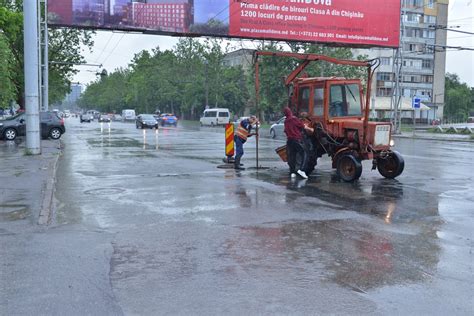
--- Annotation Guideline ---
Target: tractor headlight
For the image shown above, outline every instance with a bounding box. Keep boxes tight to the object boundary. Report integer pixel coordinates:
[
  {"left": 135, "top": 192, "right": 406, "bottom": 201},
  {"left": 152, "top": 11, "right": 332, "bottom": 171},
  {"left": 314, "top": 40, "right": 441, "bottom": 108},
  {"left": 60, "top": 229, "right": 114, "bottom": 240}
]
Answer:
[{"left": 389, "top": 139, "right": 395, "bottom": 147}]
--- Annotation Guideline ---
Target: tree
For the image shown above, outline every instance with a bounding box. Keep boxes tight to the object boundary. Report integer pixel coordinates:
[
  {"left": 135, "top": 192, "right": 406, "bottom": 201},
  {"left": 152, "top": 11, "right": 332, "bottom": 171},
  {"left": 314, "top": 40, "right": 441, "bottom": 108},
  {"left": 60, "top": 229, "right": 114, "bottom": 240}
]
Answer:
[
  {"left": 78, "top": 38, "right": 251, "bottom": 120},
  {"left": 0, "top": 2, "right": 94, "bottom": 107},
  {"left": 445, "top": 73, "right": 472, "bottom": 121},
  {"left": 0, "top": 30, "right": 16, "bottom": 108}
]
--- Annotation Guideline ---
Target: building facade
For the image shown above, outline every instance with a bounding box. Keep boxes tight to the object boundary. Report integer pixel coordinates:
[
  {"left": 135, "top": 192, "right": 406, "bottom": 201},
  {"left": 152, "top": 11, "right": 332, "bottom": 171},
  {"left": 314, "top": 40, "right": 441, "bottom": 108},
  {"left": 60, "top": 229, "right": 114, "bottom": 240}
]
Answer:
[
  {"left": 48, "top": 0, "right": 73, "bottom": 24},
  {"left": 222, "top": 49, "right": 254, "bottom": 72},
  {"left": 64, "top": 84, "right": 83, "bottom": 104},
  {"left": 72, "top": 0, "right": 106, "bottom": 26},
  {"left": 126, "top": 0, "right": 193, "bottom": 32},
  {"left": 354, "top": 0, "right": 449, "bottom": 123}
]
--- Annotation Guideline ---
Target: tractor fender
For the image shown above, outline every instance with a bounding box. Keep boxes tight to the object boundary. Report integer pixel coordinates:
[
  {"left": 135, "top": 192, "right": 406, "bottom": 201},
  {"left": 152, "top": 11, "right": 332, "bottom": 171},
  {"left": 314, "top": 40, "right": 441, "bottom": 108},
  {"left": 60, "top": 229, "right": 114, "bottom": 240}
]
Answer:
[{"left": 331, "top": 147, "right": 352, "bottom": 169}]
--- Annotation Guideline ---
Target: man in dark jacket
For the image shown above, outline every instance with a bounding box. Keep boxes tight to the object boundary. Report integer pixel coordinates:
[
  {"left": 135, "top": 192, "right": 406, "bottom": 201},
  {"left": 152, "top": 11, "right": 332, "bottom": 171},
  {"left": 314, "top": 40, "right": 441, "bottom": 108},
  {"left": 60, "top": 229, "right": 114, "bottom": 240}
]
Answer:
[
  {"left": 283, "top": 107, "right": 313, "bottom": 179},
  {"left": 234, "top": 115, "right": 258, "bottom": 170}
]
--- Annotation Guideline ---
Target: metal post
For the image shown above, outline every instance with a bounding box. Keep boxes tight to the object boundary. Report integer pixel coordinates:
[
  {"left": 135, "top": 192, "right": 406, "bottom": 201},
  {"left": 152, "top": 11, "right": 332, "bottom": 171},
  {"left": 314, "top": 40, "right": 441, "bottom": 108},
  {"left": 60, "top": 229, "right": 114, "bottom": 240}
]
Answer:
[
  {"left": 24, "top": 0, "right": 41, "bottom": 154},
  {"left": 204, "top": 60, "right": 209, "bottom": 108},
  {"left": 255, "top": 59, "right": 260, "bottom": 170},
  {"left": 41, "top": 0, "right": 49, "bottom": 111}
]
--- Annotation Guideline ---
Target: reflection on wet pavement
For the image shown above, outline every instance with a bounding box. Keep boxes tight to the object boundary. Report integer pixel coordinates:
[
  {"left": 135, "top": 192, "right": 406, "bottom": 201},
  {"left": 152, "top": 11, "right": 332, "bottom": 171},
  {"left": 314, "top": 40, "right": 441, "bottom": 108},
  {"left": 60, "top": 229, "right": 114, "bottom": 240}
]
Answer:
[{"left": 0, "top": 204, "right": 30, "bottom": 221}]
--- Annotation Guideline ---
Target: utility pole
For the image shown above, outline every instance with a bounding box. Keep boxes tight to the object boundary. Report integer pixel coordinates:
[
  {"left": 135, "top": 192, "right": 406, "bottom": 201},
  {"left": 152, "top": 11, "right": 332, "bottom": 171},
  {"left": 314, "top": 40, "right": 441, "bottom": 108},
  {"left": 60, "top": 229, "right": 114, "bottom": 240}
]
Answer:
[
  {"left": 24, "top": 0, "right": 41, "bottom": 154},
  {"left": 40, "top": 0, "right": 49, "bottom": 111}
]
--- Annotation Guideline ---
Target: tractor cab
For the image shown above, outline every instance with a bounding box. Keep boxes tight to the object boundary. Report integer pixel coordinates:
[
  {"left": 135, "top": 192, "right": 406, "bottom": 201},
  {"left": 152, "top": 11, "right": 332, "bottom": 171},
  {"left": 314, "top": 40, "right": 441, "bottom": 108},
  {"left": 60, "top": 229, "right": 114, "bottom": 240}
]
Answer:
[{"left": 289, "top": 78, "right": 364, "bottom": 123}]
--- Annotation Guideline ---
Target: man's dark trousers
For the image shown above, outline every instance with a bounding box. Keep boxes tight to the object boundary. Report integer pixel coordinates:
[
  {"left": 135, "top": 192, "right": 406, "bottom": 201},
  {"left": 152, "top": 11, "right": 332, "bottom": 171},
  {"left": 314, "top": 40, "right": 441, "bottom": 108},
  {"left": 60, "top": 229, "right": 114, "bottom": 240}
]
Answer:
[{"left": 287, "top": 139, "right": 307, "bottom": 174}]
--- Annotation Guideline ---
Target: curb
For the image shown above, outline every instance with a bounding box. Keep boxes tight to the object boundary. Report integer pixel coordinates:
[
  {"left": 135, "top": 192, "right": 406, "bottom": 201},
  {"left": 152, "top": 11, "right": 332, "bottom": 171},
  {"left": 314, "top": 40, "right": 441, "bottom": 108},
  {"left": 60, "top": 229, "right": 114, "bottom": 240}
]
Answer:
[
  {"left": 38, "top": 142, "right": 62, "bottom": 225},
  {"left": 393, "top": 134, "right": 473, "bottom": 143}
]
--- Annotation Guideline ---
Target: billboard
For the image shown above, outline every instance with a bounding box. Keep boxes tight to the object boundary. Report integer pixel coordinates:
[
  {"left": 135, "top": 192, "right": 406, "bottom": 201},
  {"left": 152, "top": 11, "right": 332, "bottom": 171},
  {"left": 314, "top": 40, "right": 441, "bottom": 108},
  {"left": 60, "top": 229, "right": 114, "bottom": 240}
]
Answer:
[{"left": 48, "top": 0, "right": 401, "bottom": 48}]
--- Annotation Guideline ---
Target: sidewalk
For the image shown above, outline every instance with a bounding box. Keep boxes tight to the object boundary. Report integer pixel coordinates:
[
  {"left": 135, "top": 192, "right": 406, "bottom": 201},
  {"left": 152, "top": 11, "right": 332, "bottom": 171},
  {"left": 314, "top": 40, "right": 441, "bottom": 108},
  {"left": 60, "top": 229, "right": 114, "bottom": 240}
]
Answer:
[
  {"left": 0, "top": 139, "right": 61, "bottom": 227},
  {"left": 394, "top": 131, "right": 473, "bottom": 142}
]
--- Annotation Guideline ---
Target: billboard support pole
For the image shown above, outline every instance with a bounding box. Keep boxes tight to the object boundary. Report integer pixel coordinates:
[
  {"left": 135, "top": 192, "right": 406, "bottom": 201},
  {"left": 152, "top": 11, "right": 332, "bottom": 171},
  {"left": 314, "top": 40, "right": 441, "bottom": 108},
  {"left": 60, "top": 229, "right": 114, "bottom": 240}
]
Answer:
[
  {"left": 24, "top": 0, "right": 41, "bottom": 154},
  {"left": 40, "top": 0, "right": 49, "bottom": 111},
  {"left": 255, "top": 57, "right": 260, "bottom": 170}
]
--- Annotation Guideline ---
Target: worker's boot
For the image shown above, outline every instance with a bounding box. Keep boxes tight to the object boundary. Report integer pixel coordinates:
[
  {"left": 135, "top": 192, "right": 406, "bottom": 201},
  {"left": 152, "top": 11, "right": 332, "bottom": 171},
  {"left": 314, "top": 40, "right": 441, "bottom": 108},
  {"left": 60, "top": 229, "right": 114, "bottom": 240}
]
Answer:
[{"left": 234, "top": 157, "right": 245, "bottom": 170}]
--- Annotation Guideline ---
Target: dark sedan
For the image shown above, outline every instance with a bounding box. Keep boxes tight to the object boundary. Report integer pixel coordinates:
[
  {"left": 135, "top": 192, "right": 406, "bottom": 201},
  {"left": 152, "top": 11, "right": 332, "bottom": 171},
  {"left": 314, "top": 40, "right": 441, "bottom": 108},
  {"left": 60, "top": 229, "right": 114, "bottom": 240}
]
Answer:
[
  {"left": 136, "top": 114, "right": 158, "bottom": 129},
  {"left": 0, "top": 111, "right": 66, "bottom": 141}
]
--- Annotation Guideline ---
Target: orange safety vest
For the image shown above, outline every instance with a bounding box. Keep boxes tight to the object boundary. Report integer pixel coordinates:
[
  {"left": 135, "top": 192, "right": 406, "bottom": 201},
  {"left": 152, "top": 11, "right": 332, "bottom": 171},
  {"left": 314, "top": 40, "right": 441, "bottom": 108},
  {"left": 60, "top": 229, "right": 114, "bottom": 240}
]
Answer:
[{"left": 236, "top": 122, "right": 250, "bottom": 141}]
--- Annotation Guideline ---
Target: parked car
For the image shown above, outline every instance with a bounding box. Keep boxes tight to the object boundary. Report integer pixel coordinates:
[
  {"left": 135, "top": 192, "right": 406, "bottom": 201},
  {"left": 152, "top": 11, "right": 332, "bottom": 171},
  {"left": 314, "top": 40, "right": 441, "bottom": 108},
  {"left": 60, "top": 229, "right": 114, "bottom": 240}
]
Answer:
[
  {"left": 159, "top": 113, "right": 178, "bottom": 127},
  {"left": 136, "top": 114, "right": 158, "bottom": 129},
  {"left": 98, "top": 114, "right": 111, "bottom": 123},
  {"left": 112, "top": 114, "right": 122, "bottom": 121},
  {"left": 80, "top": 113, "right": 93, "bottom": 123},
  {"left": 0, "top": 111, "right": 66, "bottom": 141},
  {"left": 269, "top": 117, "right": 285, "bottom": 138}
]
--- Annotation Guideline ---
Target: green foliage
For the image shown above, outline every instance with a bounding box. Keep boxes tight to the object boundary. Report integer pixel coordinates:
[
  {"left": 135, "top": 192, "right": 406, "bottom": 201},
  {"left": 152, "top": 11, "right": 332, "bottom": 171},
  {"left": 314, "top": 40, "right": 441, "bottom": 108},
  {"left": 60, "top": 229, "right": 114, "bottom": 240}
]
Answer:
[
  {"left": 0, "top": 2, "right": 94, "bottom": 107},
  {"left": 0, "top": 31, "right": 16, "bottom": 108},
  {"left": 445, "top": 73, "right": 473, "bottom": 121},
  {"left": 79, "top": 38, "right": 368, "bottom": 120},
  {"left": 79, "top": 38, "right": 248, "bottom": 119},
  {"left": 48, "top": 28, "right": 95, "bottom": 104}
]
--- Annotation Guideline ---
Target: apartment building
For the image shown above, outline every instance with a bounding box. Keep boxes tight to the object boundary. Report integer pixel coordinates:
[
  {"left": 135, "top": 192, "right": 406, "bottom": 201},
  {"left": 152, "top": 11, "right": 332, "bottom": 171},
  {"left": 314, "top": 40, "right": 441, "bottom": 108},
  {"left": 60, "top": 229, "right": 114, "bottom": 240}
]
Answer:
[
  {"left": 354, "top": 0, "right": 449, "bottom": 123},
  {"left": 126, "top": 0, "right": 193, "bottom": 32}
]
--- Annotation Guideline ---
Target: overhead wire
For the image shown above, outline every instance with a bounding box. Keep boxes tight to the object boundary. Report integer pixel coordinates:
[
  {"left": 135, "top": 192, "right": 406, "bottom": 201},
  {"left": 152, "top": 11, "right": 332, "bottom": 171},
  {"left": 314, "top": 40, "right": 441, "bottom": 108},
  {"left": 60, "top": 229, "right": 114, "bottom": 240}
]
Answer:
[
  {"left": 94, "top": 32, "right": 115, "bottom": 64},
  {"left": 100, "top": 33, "right": 126, "bottom": 68}
]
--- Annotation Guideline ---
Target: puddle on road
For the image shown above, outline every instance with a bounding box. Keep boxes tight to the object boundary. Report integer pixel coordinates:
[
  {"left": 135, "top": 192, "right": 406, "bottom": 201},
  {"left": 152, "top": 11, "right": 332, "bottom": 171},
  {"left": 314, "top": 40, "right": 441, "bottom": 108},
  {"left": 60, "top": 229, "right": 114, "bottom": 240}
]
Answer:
[
  {"left": 0, "top": 204, "right": 30, "bottom": 221},
  {"left": 253, "top": 171, "right": 441, "bottom": 225},
  {"left": 222, "top": 219, "right": 440, "bottom": 293},
  {"left": 87, "top": 138, "right": 142, "bottom": 148}
]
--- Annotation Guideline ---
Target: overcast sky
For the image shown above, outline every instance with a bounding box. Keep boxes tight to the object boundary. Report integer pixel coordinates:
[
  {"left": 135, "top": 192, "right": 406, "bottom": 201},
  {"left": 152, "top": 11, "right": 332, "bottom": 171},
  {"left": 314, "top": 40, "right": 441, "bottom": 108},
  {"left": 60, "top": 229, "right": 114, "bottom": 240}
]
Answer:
[{"left": 74, "top": 0, "right": 474, "bottom": 87}]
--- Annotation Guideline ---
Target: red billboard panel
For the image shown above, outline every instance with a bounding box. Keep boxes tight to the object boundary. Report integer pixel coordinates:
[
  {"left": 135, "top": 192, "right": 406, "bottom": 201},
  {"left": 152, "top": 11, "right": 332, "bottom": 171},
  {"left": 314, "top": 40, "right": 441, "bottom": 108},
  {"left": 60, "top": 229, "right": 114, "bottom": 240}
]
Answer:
[{"left": 47, "top": 0, "right": 401, "bottom": 48}]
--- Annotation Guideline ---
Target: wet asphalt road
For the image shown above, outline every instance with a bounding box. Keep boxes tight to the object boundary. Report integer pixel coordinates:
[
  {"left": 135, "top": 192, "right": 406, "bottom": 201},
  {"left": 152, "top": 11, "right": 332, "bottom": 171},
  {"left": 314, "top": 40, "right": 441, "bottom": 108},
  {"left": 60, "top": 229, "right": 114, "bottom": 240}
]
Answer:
[{"left": 3, "top": 118, "right": 474, "bottom": 315}]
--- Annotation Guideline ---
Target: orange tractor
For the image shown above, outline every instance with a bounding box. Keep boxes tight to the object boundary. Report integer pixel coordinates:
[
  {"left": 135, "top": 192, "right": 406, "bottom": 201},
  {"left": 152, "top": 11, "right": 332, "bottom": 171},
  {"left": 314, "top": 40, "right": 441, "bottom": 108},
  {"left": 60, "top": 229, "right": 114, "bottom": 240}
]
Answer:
[{"left": 255, "top": 51, "right": 404, "bottom": 182}]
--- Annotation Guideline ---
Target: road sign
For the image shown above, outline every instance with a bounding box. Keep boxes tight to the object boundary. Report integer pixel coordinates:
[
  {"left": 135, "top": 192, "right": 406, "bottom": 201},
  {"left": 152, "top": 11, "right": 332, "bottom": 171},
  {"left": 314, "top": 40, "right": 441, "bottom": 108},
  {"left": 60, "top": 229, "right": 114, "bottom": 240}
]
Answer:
[{"left": 412, "top": 97, "right": 421, "bottom": 109}]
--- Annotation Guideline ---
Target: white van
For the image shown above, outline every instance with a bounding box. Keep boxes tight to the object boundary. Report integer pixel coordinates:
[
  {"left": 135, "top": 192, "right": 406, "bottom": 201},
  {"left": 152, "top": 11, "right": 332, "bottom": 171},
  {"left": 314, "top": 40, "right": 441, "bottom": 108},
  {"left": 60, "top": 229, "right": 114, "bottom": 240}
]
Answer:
[
  {"left": 121, "top": 109, "right": 136, "bottom": 122},
  {"left": 200, "top": 108, "right": 230, "bottom": 126}
]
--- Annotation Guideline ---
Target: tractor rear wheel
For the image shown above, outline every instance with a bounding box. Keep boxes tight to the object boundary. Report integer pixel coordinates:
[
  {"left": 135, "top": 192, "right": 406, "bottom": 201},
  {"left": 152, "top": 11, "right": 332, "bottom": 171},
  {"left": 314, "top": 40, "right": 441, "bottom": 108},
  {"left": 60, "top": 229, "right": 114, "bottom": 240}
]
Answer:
[
  {"left": 336, "top": 154, "right": 362, "bottom": 182},
  {"left": 377, "top": 151, "right": 404, "bottom": 179}
]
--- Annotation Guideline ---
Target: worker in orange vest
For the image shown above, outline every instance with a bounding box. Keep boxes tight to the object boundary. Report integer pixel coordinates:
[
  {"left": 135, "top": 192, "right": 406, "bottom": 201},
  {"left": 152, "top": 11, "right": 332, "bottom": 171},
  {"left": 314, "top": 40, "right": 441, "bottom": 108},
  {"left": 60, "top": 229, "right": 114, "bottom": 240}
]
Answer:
[{"left": 234, "top": 115, "right": 259, "bottom": 170}]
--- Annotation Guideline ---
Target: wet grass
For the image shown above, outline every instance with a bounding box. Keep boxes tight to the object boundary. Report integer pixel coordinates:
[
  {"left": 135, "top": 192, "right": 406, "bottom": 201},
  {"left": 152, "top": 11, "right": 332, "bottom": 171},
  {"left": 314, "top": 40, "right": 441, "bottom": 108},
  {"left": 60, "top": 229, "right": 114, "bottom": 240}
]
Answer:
[{"left": 400, "top": 125, "right": 414, "bottom": 132}]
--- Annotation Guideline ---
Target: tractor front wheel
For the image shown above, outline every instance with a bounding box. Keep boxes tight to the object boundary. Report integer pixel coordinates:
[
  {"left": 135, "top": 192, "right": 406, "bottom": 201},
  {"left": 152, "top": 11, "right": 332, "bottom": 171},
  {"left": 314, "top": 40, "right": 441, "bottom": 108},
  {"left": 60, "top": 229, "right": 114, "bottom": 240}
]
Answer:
[
  {"left": 336, "top": 154, "right": 362, "bottom": 182},
  {"left": 377, "top": 151, "right": 405, "bottom": 179}
]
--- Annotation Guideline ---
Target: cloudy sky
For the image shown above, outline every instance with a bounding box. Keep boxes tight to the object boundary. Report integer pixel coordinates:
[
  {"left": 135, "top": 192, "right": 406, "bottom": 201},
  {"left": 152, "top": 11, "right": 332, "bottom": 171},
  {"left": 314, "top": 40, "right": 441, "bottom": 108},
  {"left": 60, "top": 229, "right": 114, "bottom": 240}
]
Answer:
[{"left": 74, "top": 0, "right": 474, "bottom": 87}]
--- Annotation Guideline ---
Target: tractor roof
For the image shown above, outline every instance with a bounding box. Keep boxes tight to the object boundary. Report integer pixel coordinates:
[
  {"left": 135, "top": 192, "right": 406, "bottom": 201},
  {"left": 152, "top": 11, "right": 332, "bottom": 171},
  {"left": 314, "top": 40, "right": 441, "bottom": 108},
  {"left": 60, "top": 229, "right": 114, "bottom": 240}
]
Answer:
[{"left": 294, "top": 77, "right": 353, "bottom": 83}]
